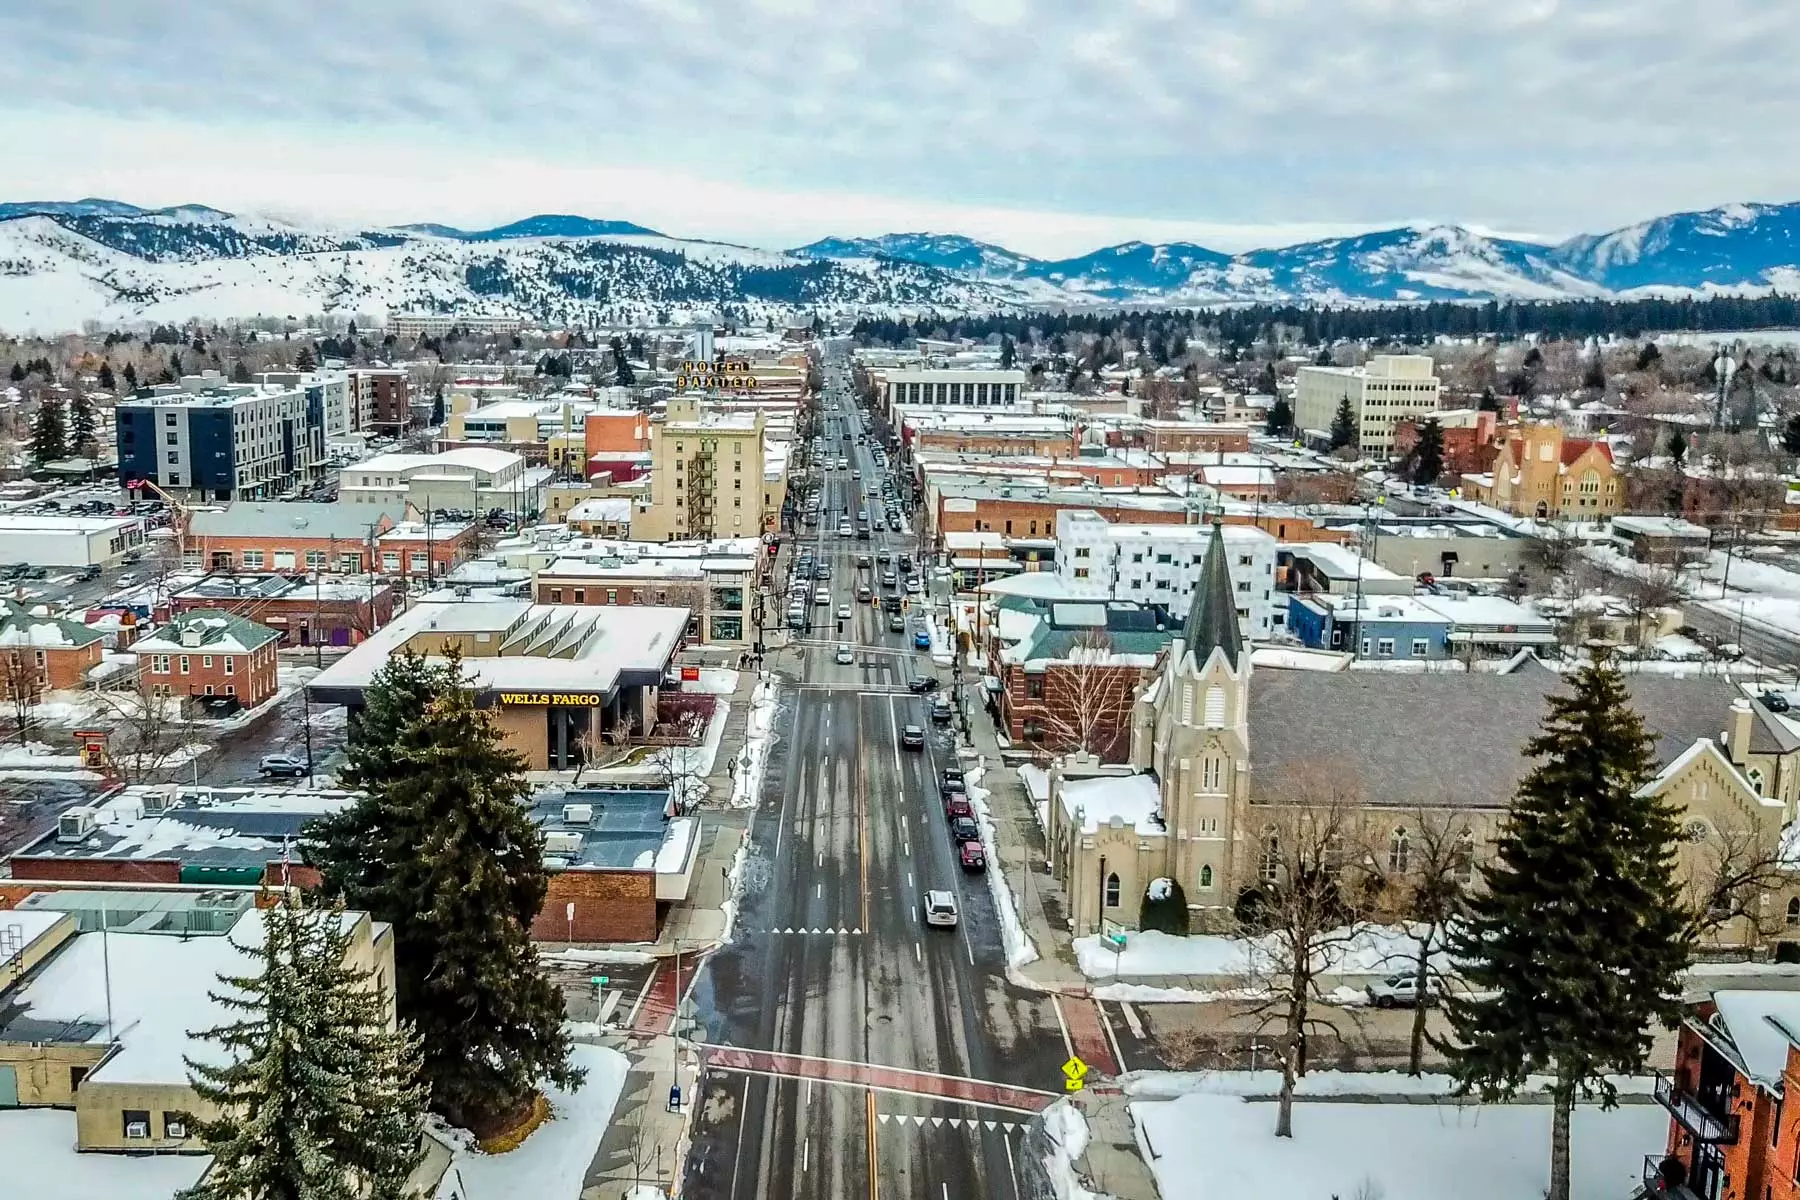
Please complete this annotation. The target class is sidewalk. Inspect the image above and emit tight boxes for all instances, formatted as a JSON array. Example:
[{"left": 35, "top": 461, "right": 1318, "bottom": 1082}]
[
  {"left": 581, "top": 1029, "right": 698, "bottom": 1200},
  {"left": 955, "top": 682, "right": 1089, "bottom": 993},
  {"left": 1071, "top": 1088, "right": 1163, "bottom": 1200}
]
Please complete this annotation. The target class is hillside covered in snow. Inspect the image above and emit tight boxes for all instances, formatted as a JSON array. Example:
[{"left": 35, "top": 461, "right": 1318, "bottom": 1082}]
[{"left": 5, "top": 196, "right": 1800, "bottom": 331}]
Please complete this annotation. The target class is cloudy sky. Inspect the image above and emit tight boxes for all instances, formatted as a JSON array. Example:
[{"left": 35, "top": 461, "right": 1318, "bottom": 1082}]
[{"left": 2, "top": 0, "right": 1794, "bottom": 256}]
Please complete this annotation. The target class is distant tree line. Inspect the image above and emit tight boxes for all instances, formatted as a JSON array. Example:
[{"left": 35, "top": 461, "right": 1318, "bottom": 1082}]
[{"left": 854, "top": 293, "right": 1800, "bottom": 352}]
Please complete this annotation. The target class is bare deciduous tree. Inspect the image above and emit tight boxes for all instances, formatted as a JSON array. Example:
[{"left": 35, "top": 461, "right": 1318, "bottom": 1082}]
[
  {"left": 1034, "top": 631, "right": 1139, "bottom": 763},
  {"left": 1684, "top": 821, "right": 1790, "bottom": 948},
  {"left": 0, "top": 650, "right": 40, "bottom": 746},
  {"left": 1621, "top": 567, "right": 1686, "bottom": 648},
  {"left": 96, "top": 676, "right": 201, "bottom": 783},
  {"left": 1236, "top": 773, "right": 1378, "bottom": 1138},
  {"left": 1370, "top": 807, "right": 1476, "bottom": 1075}
]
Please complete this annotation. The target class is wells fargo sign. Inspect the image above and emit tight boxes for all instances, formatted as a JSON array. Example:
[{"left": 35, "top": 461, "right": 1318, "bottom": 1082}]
[
  {"left": 497, "top": 692, "right": 605, "bottom": 706},
  {"left": 676, "top": 357, "right": 759, "bottom": 392}
]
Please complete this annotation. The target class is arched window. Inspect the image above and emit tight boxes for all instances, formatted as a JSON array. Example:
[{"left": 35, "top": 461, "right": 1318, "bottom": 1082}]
[
  {"left": 1259, "top": 829, "right": 1280, "bottom": 884},
  {"left": 1104, "top": 873, "right": 1121, "bottom": 909},
  {"left": 1199, "top": 864, "right": 1214, "bottom": 889},
  {"left": 1204, "top": 685, "right": 1226, "bottom": 728},
  {"left": 1388, "top": 827, "right": 1411, "bottom": 874},
  {"left": 1453, "top": 830, "right": 1476, "bottom": 886},
  {"left": 1788, "top": 898, "right": 1800, "bottom": 928}
]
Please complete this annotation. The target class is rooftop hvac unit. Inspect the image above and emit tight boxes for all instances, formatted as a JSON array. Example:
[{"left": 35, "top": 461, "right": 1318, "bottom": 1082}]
[
  {"left": 57, "top": 806, "right": 97, "bottom": 843},
  {"left": 141, "top": 787, "right": 177, "bottom": 815},
  {"left": 561, "top": 803, "right": 594, "bottom": 827},
  {"left": 543, "top": 831, "right": 585, "bottom": 857}
]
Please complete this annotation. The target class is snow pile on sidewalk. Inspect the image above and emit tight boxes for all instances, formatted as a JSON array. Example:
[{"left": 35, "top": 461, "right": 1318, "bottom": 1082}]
[
  {"left": 1039, "top": 1100, "right": 1104, "bottom": 1200},
  {"left": 1122, "top": 1069, "right": 1655, "bottom": 1102},
  {"left": 435, "top": 1043, "right": 629, "bottom": 1200},
  {"left": 1130, "top": 1088, "right": 1662, "bottom": 1200},
  {"left": 1075, "top": 924, "right": 1447, "bottom": 981},
  {"left": 964, "top": 764, "right": 1040, "bottom": 972},
  {"left": 688, "top": 667, "right": 740, "bottom": 695},
  {"left": 928, "top": 613, "right": 953, "bottom": 667},
  {"left": 729, "top": 674, "right": 779, "bottom": 809},
  {"left": 717, "top": 832, "right": 751, "bottom": 944}
]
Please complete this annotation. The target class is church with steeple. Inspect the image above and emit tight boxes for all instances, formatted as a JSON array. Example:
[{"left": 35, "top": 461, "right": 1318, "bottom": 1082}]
[
  {"left": 1040, "top": 516, "right": 1796, "bottom": 941},
  {"left": 1045, "top": 518, "right": 1256, "bottom": 935}
]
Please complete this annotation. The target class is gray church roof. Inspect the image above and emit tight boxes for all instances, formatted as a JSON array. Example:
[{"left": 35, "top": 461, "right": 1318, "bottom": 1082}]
[
  {"left": 1246, "top": 670, "right": 1743, "bottom": 809},
  {"left": 1182, "top": 520, "right": 1242, "bottom": 667}
]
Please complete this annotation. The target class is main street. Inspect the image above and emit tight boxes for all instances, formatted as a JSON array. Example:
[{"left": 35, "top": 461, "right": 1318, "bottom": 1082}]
[{"left": 682, "top": 348, "right": 1100, "bottom": 1199}]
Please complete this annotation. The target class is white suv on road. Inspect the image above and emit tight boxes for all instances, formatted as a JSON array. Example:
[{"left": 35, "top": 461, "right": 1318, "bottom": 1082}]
[
  {"left": 923, "top": 890, "right": 959, "bottom": 928},
  {"left": 1365, "top": 972, "right": 1441, "bottom": 1008}
]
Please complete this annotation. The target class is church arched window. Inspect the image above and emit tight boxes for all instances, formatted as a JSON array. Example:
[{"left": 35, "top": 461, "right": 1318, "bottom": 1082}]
[
  {"left": 1387, "top": 826, "right": 1411, "bottom": 874},
  {"left": 1259, "top": 829, "right": 1280, "bottom": 884},
  {"left": 1789, "top": 898, "right": 1800, "bottom": 929},
  {"left": 1199, "top": 864, "right": 1214, "bottom": 889},
  {"left": 1203, "top": 685, "right": 1226, "bottom": 728},
  {"left": 1104, "top": 873, "right": 1121, "bottom": 909}
]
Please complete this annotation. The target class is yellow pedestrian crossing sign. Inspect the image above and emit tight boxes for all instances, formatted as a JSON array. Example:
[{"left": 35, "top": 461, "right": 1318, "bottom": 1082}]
[{"left": 1062, "top": 1056, "right": 1088, "bottom": 1092}]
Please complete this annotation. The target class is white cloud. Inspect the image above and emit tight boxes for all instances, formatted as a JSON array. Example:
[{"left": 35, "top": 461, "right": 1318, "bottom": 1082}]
[{"left": 0, "top": 0, "right": 1794, "bottom": 255}]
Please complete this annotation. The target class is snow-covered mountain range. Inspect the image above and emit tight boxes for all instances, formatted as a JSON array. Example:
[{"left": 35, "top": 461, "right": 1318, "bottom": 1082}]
[{"left": 2, "top": 197, "right": 1800, "bottom": 332}]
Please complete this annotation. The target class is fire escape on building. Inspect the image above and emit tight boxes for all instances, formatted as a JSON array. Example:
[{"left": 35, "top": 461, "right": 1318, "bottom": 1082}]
[{"left": 686, "top": 439, "right": 716, "bottom": 540}]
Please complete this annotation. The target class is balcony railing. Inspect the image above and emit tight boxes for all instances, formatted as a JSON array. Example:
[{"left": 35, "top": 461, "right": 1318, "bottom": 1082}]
[
  {"left": 1642, "top": 1155, "right": 1703, "bottom": 1200},
  {"left": 1653, "top": 1072, "right": 1739, "bottom": 1144}
]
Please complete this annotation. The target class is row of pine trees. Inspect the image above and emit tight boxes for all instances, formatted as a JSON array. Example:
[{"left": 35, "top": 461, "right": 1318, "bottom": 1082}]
[{"left": 179, "top": 650, "right": 580, "bottom": 1199}]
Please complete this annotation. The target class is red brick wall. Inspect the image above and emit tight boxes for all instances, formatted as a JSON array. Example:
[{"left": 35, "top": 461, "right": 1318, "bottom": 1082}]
[
  {"left": 538, "top": 870, "right": 658, "bottom": 943},
  {"left": 0, "top": 643, "right": 104, "bottom": 697},
  {"left": 997, "top": 660, "right": 1149, "bottom": 763},
  {"left": 934, "top": 496, "right": 1190, "bottom": 539},
  {"left": 10, "top": 857, "right": 181, "bottom": 884},
  {"left": 140, "top": 637, "right": 280, "bottom": 707}
]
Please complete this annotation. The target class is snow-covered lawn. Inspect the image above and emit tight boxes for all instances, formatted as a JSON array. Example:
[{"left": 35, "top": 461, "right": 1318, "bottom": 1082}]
[
  {"left": 1074, "top": 925, "right": 1444, "bottom": 981},
  {"left": 0, "top": 1108, "right": 209, "bottom": 1200},
  {"left": 436, "top": 1043, "right": 629, "bottom": 1200},
  {"left": 1131, "top": 1089, "right": 1662, "bottom": 1200},
  {"left": 0, "top": 740, "right": 101, "bottom": 781}
]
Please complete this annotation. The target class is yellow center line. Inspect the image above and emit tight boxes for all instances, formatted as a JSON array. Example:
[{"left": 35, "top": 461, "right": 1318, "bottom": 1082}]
[{"left": 866, "top": 1089, "right": 880, "bottom": 1200}]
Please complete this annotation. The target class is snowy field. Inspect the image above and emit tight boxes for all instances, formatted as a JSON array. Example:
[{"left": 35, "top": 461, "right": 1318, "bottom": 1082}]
[
  {"left": 0, "top": 1109, "right": 209, "bottom": 1200},
  {"left": 1132, "top": 1089, "right": 1663, "bottom": 1200},
  {"left": 436, "top": 1043, "right": 629, "bottom": 1200}
]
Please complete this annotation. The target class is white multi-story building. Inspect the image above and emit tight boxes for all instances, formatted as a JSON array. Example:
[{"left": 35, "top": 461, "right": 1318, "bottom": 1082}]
[
  {"left": 1053, "top": 509, "right": 1280, "bottom": 640},
  {"left": 1292, "top": 354, "right": 1441, "bottom": 458},
  {"left": 880, "top": 368, "right": 1026, "bottom": 409},
  {"left": 258, "top": 370, "right": 353, "bottom": 438}
]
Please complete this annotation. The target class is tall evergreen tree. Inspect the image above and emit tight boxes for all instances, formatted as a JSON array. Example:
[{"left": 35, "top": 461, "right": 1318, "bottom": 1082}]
[
  {"left": 306, "top": 655, "right": 581, "bottom": 1132},
  {"left": 231, "top": 360, "right": 253, "bottom": 384},
  {"left": 68, "top": 392, "right": 98, "bottom": 457},
  {"left": 1441, "top": 659, "right": 1690, "bottom": 1200},
  {"left": 1409, "top": 418, "right": 1445, "bottom": 486},
  {"left": 1265, "top": 396, "right": 1293, "bottom": 437},
  {"left": 999, "top": 335, "right": 1016, "bottom": 368},
  {"left": 1477, "top": 386, "right": 1499, "bottom": 413},
  {"left": 1636, "top": 341, "right": 1662, "bottom": 371},
  {"left": 7, "top": 362, "right": 22, "bottom": 383},
  {"left": 97, "top": 362, "right": 115, "bottom": 392},
  {"left": 296, "top": 344, "right": 317, "bottom": 371},
  {"left": 1781, "top": 414, "right": 1800, "bottom": 461},
  {"left": 1328, "top": 395, "right": 1356, "bottom": 450},
  {"left": 1669, "top": 427, "right": 1690, "bottom": 469},
  {"left": 1314, "top": 347, "right": 1332, "bottom": 366},
  {"left": 183, "top": 899, "right": 425, "bottom": 1200},
  {"left": 29, "top": 397, "right": 67, "bottom": 463},
  {"left": 122, "top": 362, "right": 138, "bottom": 390},
  {"left": 609, "top": 335, "right": 635, "bottom": 386}
]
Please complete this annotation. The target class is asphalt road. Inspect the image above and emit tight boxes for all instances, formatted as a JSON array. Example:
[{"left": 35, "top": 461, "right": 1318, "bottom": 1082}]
[{"left": 683, "top": 352, "right": 1082, "bottom": 1200}]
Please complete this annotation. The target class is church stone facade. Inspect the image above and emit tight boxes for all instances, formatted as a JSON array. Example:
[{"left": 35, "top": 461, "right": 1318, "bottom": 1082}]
[{"left": 1044, "top": 521, "right": 1798, "bottom": 943}]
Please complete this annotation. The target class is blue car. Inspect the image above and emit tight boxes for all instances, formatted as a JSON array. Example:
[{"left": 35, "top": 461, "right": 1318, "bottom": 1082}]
[{"left": 913, "top": 629, "right": 931, "bottom": 650}]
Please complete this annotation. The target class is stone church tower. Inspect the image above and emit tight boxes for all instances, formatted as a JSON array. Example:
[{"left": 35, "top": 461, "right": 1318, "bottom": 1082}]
[{"left": 1131, "top": 519, "right": 1252, "bottom": 923}]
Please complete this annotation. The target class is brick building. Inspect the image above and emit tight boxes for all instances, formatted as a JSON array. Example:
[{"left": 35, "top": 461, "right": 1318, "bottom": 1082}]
[
  {"left": 1646, "top": 991, "right": 1800, "bottom": 1200},
  {"left": 1392, "top": 409, "right": 1500, "bottom": 480},
  {"left": 165, "top": 573, "right": 398, "bottom": 649},
  {"left": 186, "top": 501, "right": 477, "bottom": 581},
  {"left": 989, "top": 601, "right": 1170, "bottom": 762},
  {"left": 349, "top": 367, "right": 412, "bottom": 434},
  {"left": 1464, "top": 422, "right": 1623, "bottom": 519},
  {"left": 1115, "top": 421, "right": 1254, "bottom": 455},
  {"left": 134, "top": 610, "right": 281, "bottom": 707},
  {"left": 926, "top": 478, "right": 1193, "bottom": 544},
  {"left": 0, "top": 601, "right": 107, "bottom": 698}
]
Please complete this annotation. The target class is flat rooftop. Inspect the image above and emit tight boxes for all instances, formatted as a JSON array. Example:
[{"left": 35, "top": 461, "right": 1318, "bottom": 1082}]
[
  {"left": 529, "top": 787, "right": 696, "bottom": 872},
  {"left": 12, "top": 786, "right": 355, "bottom": 871}
]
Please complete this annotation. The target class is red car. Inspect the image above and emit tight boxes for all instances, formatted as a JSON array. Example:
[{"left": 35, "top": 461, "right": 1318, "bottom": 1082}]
[
  {"left": 944, "top": 794, "right": 974, "bottom": 821},
  {"left": 959, "top": 840, "right": 986, "bottom": 872}
]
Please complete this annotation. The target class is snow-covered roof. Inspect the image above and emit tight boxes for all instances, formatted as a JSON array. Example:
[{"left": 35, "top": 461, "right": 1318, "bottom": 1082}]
[
  {"left": 1711, "top": 990, "right": 1800, "bottom": 1087},
  {"left": 1058, "top": 772, "right": 1165, "bottom": 836}
]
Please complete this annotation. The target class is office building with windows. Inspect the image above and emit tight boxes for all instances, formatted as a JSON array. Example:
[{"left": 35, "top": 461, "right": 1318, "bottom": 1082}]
[{"left": 115, "top": 372, "right": 326, "bottom": 501}]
